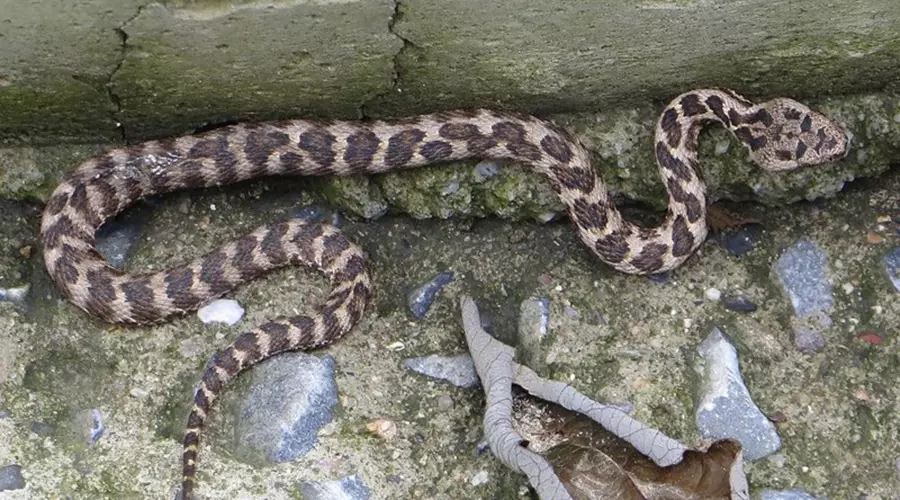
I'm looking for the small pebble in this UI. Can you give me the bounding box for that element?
[441,179,460,196]
[775,239,833,317]
[129,387,150,398]
[518,297,551,369]
[94,203,154,268]
[793,326,826,355]
[473,160,501,182]
[197,299,245,326]
[722,225,763,257]
[402,354,480,388]
[436,395,455,411]
[647,271,670,284]
[366,419,398,440]
[0,285,28,303]
[884,247,900,292]
[0,465,25,491]
[30,422,54,437]
[293,203,343,227]
[470,470,490,486]
[857,331,883,345]
[704,287,722,301]
[866,231,884,244]
[722,295,757,312]
[299,474,371,500]
[791,312,831,355]
[407,271,454,319]
[759,489,823,500]
[537,212,560,223]
[89,409,104,445]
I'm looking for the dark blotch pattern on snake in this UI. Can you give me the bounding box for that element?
[39,89,848,498]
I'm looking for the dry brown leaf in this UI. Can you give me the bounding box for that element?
[544,408,743,500]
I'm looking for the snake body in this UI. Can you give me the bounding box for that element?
[39,89,847,497]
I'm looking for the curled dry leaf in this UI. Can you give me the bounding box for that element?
[459,295,749,500]
[545,410,745,499]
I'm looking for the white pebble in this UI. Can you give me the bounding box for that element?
[130,387,150,398]
[842,283,854,294]
[704,287,722,301]
[470,470,489,486]
[197,299,245,326]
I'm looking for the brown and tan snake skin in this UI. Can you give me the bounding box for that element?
[39,89,847,498]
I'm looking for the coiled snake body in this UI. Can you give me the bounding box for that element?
[39,89,847,497]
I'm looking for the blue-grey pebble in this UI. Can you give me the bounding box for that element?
[299,474,370,500]
[722,295,758,313]
[232,353,338,464]
[408,271,454,319]
[721,225,763,257]
[0,465,25,491]
[402,354,480,388]
[775,239,833,317]
[759,489,823,500]
[473,161,501,182]
[293,204,343,227]
[884,247,900,292]
[695,328,781,460]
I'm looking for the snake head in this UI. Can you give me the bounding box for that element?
[743,98,849,172]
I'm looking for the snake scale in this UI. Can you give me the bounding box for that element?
[39,88,847,497]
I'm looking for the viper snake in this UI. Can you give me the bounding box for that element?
[39,89,847,497]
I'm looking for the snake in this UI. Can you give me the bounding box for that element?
[39,88,847,498]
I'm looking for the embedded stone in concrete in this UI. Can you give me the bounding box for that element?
[695,328,781,461]
[232,353,339,464]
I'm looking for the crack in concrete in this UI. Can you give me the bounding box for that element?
[107,4,150,142]
[359,0,417,118]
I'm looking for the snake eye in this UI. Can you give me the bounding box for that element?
[800,115,812,133]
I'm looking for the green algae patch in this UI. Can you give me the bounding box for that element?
[0,144,108,201]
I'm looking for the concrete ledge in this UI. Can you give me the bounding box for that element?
[2,0,899,144]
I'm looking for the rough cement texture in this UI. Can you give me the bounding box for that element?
[0,159,898,499]
[1,0,899,143]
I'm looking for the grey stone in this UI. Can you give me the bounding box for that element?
[407,271,454,319]
[89,408,104,445]
[473,161,502,182]
[293,204,343,228]
[775,239,833,317]
[232,353,338,465]
[517,296,550,370]
[884,247,900,292]
[721,225,763,257]
[94,201,156,269]
[402,354,479,388]
[759,489,824,500]
[721,294,758,313]
[0,465,25,491]
[694,328,781,461]
[298,474,370,500]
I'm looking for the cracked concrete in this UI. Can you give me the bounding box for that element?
[359,0,416,120]
[3,1,900,144]
[0,0,148,144]
[105,3,152,143]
